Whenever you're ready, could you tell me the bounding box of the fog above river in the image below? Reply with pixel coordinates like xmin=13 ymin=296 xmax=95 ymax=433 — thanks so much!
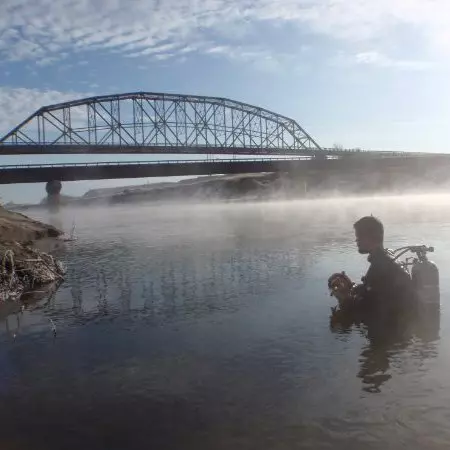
xmin=36 ymin=192 xmax=450 ymax=237
xmin=33 ymin=192 xmax=450 ymax=282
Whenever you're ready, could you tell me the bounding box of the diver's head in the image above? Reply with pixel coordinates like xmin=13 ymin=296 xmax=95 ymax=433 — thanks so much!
xmin=353 ymin=216 xmax=384 ymax=254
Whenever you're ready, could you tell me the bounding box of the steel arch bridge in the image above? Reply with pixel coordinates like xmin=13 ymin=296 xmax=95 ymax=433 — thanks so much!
xmin=0 ymin=92 xmax=323 ymax=156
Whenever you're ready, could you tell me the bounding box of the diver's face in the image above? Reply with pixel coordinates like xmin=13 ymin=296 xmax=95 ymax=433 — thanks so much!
xmin=355 ymin=230 xmax=373 ymax=254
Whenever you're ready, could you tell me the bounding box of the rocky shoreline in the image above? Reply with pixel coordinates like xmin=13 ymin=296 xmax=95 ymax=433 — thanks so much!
xmin=0 ymin=206 xmax=66 ymax=303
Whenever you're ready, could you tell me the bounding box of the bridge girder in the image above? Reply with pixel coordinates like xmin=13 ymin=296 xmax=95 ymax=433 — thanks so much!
xmin=0 ymin=92 xmax=322 ymax=154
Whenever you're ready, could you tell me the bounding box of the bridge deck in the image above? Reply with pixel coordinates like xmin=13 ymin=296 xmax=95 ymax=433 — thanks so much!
xmin=1 ymin=155 xmax=448 ymax=184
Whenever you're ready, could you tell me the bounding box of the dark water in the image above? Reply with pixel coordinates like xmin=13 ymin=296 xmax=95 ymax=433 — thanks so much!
xmin=1 ymin=196 xmax=450 ymax=449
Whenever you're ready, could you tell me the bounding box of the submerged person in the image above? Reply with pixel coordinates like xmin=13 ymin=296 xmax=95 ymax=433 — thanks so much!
xmin=329 ymin=216 xmax=415 ymax=327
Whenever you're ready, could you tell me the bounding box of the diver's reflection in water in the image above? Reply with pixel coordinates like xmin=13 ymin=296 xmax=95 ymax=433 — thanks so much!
xmin=330 ymin=304 xmax=441 ymax=393
xmin=358 ymin=324 xmax=411 ymax=393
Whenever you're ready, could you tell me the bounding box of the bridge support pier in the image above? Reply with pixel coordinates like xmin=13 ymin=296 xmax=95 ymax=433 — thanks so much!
xmin=45 ymin=180 xmax=62 ymax=208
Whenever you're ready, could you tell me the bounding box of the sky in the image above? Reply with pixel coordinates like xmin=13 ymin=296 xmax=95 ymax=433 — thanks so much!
xmin=1 ymin=0 xmax=450 ymax=203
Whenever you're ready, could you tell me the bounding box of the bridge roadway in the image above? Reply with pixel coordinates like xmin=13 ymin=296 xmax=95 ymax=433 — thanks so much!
xmin=1 ymin=154 xmax=449 ymax=185
xmin=0 ymin=144 xmax=415 ymax=157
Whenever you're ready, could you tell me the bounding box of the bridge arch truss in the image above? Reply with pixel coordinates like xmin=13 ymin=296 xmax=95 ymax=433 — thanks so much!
xmin=0 ymin=92 xmax=322 ymax=155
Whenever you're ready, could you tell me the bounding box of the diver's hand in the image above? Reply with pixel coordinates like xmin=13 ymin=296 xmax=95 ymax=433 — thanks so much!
xmin=332 ymin=286 xmax=353 ymax=305
xmin=351 ymin=283 xmax=366 ymax=302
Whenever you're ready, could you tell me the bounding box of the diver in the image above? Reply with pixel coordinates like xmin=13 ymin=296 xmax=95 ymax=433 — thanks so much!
xmin=328 ymin=216 xmax=415 ymax=325
xmin=328 ymin=216 xmax=440 ymax=393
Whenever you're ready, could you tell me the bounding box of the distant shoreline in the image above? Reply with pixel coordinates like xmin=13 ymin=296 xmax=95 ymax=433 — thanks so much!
xmin=5 ymin=169 xmax=450 ymax=211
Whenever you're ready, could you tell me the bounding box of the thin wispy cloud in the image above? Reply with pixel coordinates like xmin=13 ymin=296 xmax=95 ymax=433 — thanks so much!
xmin=204 ymin=44 xmax=298 ymax=73
xmin=355 ymin=52 xmax=432 ymax=71
xmin=0 ymin=0 xmax=447 ymax=67
xmin=331 ymin=51 xmax=433 ymax=71
xmin=0 ymin=87 xmax=88 ymax=136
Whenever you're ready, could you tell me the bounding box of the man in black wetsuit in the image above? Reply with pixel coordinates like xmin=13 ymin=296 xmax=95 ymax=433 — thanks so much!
xmin=353 ymin=216 xmax=413 ymax=315
xmin=330 ymin=216 xmax=418 ymax=392
xmin=330 ymin=216 xmax=414 ymax=323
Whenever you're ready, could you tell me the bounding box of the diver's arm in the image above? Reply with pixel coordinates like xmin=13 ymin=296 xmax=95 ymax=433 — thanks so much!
xmin=332 ymin=279 xmax=371 ymax=310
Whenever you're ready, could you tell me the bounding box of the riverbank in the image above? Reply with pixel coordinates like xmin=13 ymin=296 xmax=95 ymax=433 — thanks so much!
xmin=0 ymin=206 xmax=66 ymax=303
xmin=69 ymin=171 xmax=448 ymax=205
xmin=5 ymin=171 xmax=382 ymax=210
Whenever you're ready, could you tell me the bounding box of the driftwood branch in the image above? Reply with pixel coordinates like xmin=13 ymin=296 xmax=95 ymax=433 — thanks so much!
xmin=1 ymin=246 xmax=66 ymax=302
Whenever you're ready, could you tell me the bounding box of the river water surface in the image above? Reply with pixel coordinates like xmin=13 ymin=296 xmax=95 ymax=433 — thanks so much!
xmin=1 ymin=196 xmax=450 ymax=449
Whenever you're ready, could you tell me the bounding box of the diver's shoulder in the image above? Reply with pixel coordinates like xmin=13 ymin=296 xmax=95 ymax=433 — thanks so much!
xmin=369 ymin=248 xmax=396 ymax=264
xmin=380 ymin=248 xmax=405 ymax=266
xmin=371 ymin=248 xmax=411 ymax=279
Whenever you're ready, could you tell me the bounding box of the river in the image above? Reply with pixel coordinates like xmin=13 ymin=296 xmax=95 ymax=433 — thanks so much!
xmin=1 ymin=195 xmax=450 ymax=449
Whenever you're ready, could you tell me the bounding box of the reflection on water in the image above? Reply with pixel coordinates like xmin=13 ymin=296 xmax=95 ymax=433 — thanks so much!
xmin=330 ymin=300 xmax=441 ymax=393
xmin=353 ymin=311 xmax=439 ymax=394
xmin=0 ymin=198 xmax=449 ymax=449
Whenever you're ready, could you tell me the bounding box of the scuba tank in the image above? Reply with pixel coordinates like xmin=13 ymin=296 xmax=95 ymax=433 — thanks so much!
xmin=390 ymin=245 xmax=440 ymax=305
xmin=391 ymin=245 xmax=440 ymax=341
xmin=411 ymin=249 xmax=440 ymax=305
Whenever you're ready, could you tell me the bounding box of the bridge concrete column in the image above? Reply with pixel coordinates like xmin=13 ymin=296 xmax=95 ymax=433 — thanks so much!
xmin=45 ymin=180 xmax=62 ymax=207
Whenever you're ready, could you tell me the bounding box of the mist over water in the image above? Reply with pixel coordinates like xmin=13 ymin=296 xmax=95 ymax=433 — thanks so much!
xmin=1 ymin=195 xmax=450 ymax=449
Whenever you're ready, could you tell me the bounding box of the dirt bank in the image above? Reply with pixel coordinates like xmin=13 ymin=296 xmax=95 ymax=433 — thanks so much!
xmin=0 ymin=206 xmax=61 ymax=241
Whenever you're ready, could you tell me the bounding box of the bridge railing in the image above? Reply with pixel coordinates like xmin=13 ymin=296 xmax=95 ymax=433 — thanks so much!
xmin=0 ymin=156 xmax=316 ymax=170
xmin=0 ymin=141 xmax=406 ymax=153
xmin=0 ymin=143 xmax=431 ymax=159
xmin=1 ymin=152 xmax=446 ymax=171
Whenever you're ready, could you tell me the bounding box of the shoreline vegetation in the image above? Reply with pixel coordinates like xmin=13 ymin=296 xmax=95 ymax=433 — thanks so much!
xmin=0 ymin=206 xmax=66 ymax=306
xmin=7 ymin=169 xmax=447 ymax=211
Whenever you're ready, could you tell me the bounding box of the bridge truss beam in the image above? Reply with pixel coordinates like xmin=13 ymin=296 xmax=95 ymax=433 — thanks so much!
xmin=0 ymin=93 xmax=322 ymax=155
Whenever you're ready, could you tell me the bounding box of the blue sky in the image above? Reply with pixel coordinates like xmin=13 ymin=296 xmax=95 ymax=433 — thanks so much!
xmin=1 ymin=0 xmax=450 ymax=203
